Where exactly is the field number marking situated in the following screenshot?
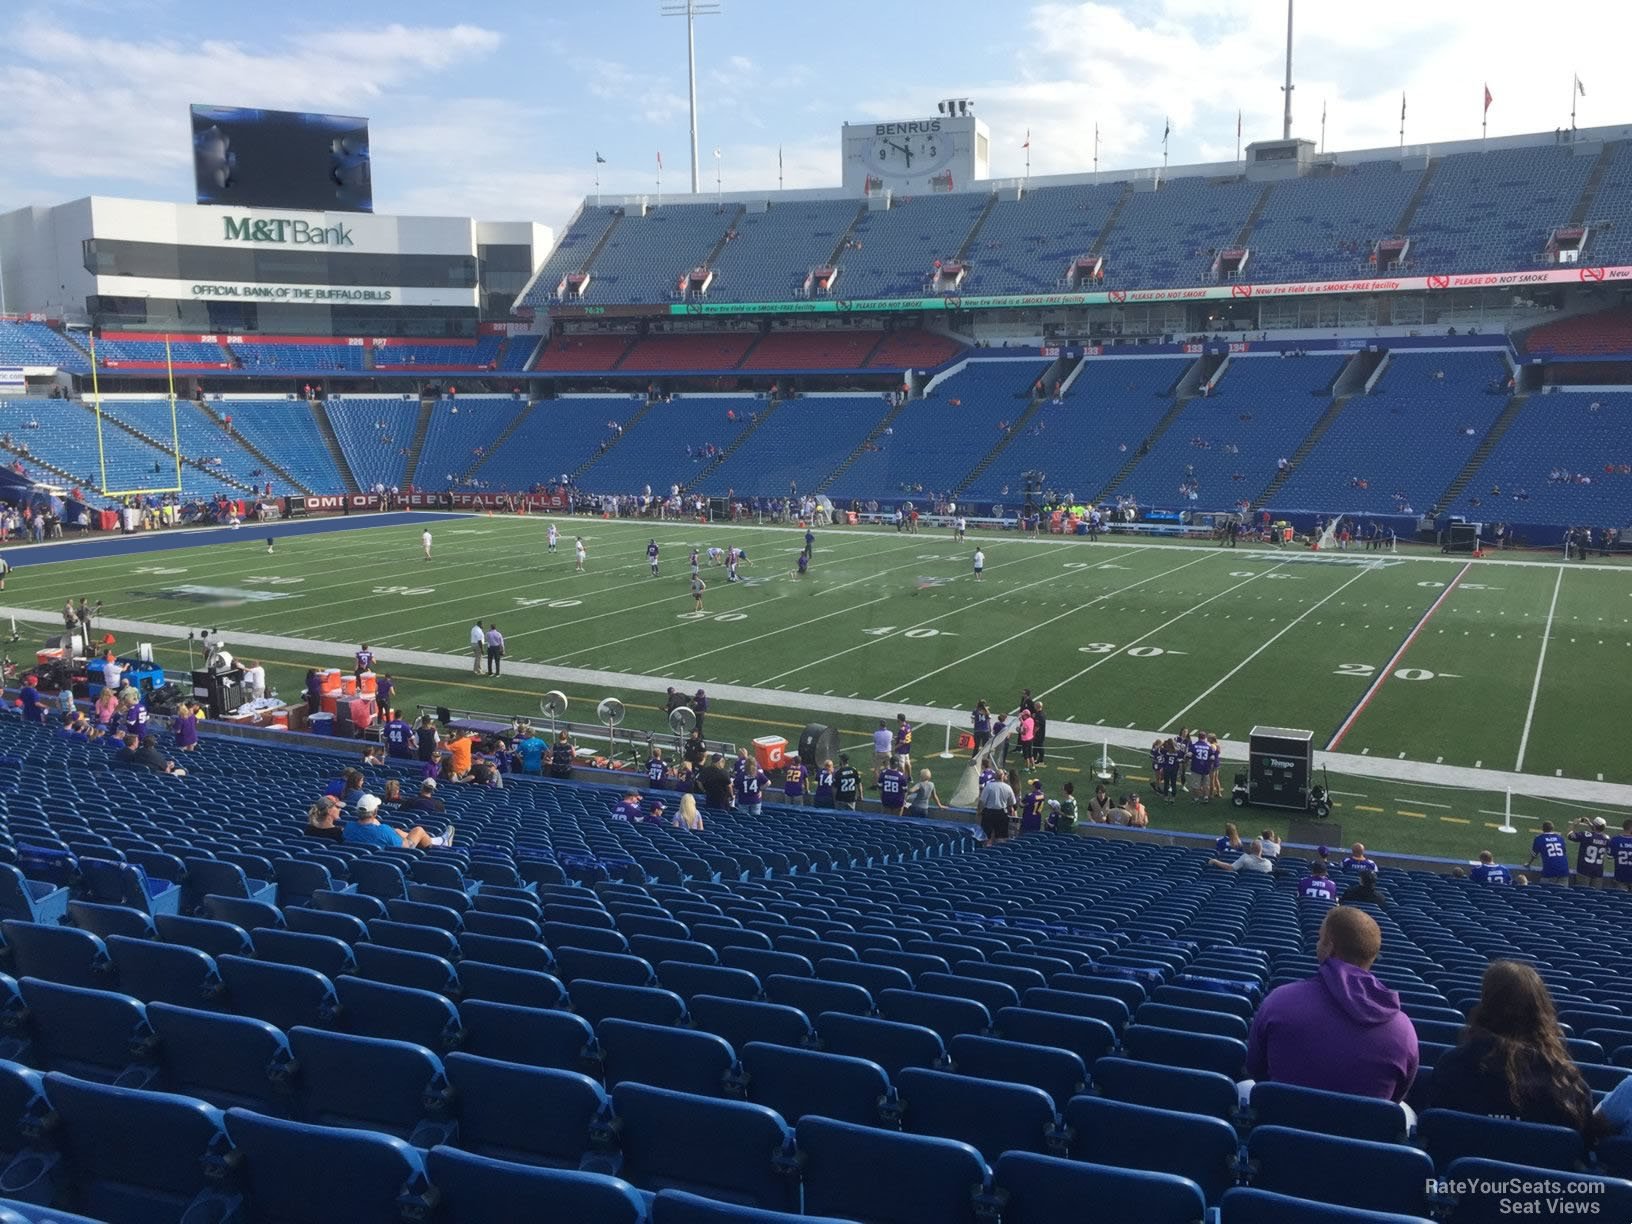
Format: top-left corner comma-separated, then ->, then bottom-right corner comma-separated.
373,585 -> 434,596
862,626 -> 955,639
1335,663 -> 1450,682
679,611 -> 748,622
133,566 -> 187,575
514,598 -> 582,609
1077,642 -> 1184,658
244,575 -> 303,585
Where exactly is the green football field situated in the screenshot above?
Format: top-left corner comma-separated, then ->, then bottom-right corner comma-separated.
4,515 -> 1627,861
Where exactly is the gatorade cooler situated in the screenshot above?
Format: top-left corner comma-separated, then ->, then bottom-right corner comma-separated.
358,672 -> 378,696
269,712 -> 290,729
340,675 -> 358,697
319,693 -> 339,716
753,736 -> 787,771
319,669 -> 342,694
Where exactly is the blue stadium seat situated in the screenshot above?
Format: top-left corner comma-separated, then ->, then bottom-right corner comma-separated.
148,1003 -> 297,1114
689,995 -> 812,1051
366,918 -> 459,960
818,1012 -> 946,1078
443,1052 -> 607,1169
250,927 -> 357,978
599,1019 -> 735,1097
555,947 -> 657,987
153,914 -> 252,959
288,1027 -> 455,1148
1052,973 -> 1147,1008
353,943 -> 460,996
570,981 -> 688,1029
17,980 -> 155,1086
310,889 -> 388,923
199,895 -> 283,932
218,955 -> 339,1031
947,1034 -> 1086,1109
993,1007 -> 1117,1067
0,868 -> 66,927
456,932 -> 555,973
42,1073 -> 239,1224
457,961 -> 567,1011
1063,1096 -> 1241,1205
796,1115 -> 992,1224
611,1082 -> 800,1211
1249,1082 -> 1410,1143
631,935 -> 717,967
65,901 -> 155,943
1020,986 -> 1133,1030
460,911 -> 542,941
458,1000 -> 594,1073
224,1108 -> 434,1224
386,898 -> 464,935
1136,1002 -> 1250,1041
105,935 -> 221,1007
721,949 -> 814,981
2,924 -> 111,990
1246,1126 -> 1434,1216
762,975 -> 872,1018
878,990 -> 991,1042
1221,1187 -> 1434,1224
185,859 -> 277,911
1417,1109 -> 1586,1173
0,1061 -> 54,1204
819,959 -> 915,997
74,861 -> 180,920
658,962 -> 762,1003
1122,1024 -> 1248,1078
334,976 -> 462,1053
273,859 -> 351,909
425,1145 -> 646,1224
649,1188 -> 853,1224
995,1151 -> 1209,1224
739,1041 -> 892,1127
1441,1158 -> 1632,1223
897,1066 -> 1058,1162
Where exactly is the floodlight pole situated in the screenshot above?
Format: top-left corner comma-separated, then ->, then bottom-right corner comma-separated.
1281,0 -> 1295,140
661,0 -> 721,195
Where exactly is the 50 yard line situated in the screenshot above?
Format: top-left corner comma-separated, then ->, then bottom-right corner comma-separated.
1514,566 -> 1564,773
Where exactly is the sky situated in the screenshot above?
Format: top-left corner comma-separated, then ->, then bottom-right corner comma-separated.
3,0 -> 1629,236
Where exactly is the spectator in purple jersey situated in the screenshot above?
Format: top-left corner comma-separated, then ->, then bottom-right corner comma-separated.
1526,822 -> 1571,884
1342,843 -> 1378,874
876,758 -> 907,815
692,689 -> 708,736
1567,818 -> 1611,887
1189,733 -> 1215,801
1609,818 -> 1632,891
354,644 -> 374,677
1299,861 -> 1339,903
646,748 -> 670,787
738,762 -> 768,816
1245,906 -> 1419,1103
813,760 -> 835,807
1469,851 -> 1512,885
610,792 -> 644,822
1018,778 -> 1047,832
782,754 -> 807,805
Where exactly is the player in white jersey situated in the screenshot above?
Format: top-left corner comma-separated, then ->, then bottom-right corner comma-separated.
574,538 -> 586,571
707,546 -> 725,565
422,530 -> 433,561
547,523 -> 559,552
955,516 -> 967,542
972,547 -> 984,579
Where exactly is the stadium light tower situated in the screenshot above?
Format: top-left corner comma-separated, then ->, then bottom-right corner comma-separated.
1281,0 -> 1294,140
661,0 -> 721,194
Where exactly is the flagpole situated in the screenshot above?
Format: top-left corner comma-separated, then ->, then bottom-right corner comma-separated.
1093,124 -> 1099,183
1399,92 -> 1406,152
657,154 -> 663,208
1570,73 -> 1579,134
1320,99 -> 1327,153
1024,130 -> 1030,188
1162,116 -> 1169,172
594,155 -> 601,207
1482,87 -> 1488,151
1236,110 -> 1242,169
778,145 -> 784,192
715,149 -> 722,206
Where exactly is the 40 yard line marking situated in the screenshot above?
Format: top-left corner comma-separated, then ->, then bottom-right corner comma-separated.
1514,566 -> 1564,774
1325,560 -> 1473,751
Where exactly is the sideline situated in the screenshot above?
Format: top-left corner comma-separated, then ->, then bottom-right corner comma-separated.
6,603 -> 1626,811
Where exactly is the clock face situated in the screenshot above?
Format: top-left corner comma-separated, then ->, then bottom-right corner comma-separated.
867,131 -> 955,178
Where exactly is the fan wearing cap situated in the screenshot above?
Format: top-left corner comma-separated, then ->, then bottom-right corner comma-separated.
400,778 -> 445,815
1567,817 -> 1612,888
343,792 -> 452,849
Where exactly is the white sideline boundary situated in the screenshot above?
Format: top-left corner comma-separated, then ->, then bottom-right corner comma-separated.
9,604 -> 1629,812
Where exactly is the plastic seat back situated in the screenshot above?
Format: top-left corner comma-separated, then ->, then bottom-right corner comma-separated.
149,1002 -> 296,1114
1063,1096 -> 1241,1205
996,1151 -> 1207,1224
739,1041 -> 891,1127
598,1019 -> 735,1097
796,1115 -> 990,1224
425,1143 -> 645,1223
1246,1125 -> 1433,1216
288,1027 -> 454,1148
898,1066 -> 1057,1162
611,1082 -> 799,1212
224,1108 -> 432,1224
948,1034 -> 1086,1109
457,1000 -> 594,1073
334,976 -> 462,1053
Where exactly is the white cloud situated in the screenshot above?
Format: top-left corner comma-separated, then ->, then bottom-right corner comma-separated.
0,18 -> 502,207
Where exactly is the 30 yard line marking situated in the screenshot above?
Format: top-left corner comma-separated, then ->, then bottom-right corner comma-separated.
1160,562 -> 1374,728
1514,566 -> 1564,773
1325,560 -> 1474,751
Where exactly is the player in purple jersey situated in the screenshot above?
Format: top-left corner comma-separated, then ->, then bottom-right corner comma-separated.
737,763 -> 767,816
876,760 -> 907,814
1469,851 -> 1512,885
646,748 -> 670,787
1299,861 -> 1339,902
1189,734 -> 1214,801
610,792 -> 644,822
1526,822 -> 1572,884
782,754 -> 807,804
647,540 -> 660,576
354,644 -> 374,677
1568,817 -> 1611,886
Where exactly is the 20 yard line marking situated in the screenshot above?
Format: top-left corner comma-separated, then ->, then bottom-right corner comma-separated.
1324,560 -> 1474,751
1514,566 -> 1564,773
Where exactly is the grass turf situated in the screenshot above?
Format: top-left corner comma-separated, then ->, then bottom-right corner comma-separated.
6,514 -> 1626,862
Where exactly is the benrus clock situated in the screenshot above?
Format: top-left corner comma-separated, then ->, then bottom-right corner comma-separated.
842,116 -> 988,197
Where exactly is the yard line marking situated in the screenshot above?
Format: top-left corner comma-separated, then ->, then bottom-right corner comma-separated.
1514,566 -> 1563,773
1327,789 -> 1369,797
1393,797 -> 1452,809
1439,816 -> 1471,825
759,546 -> 1152,688
1474,759 -> 1483,768
1325,560 -> 1474,750
1354,804 -> 1385,813
1161,563 -> 1374,728
877,549 -> 1212,700
1398,810 -> 1427,819
1026,559 -> 1284,705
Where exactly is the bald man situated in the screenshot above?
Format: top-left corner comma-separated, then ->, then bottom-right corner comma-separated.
1244,906 -> 1419,1103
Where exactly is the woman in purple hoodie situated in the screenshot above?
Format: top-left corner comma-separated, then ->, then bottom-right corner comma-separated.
1245,906 -> 1420,1103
